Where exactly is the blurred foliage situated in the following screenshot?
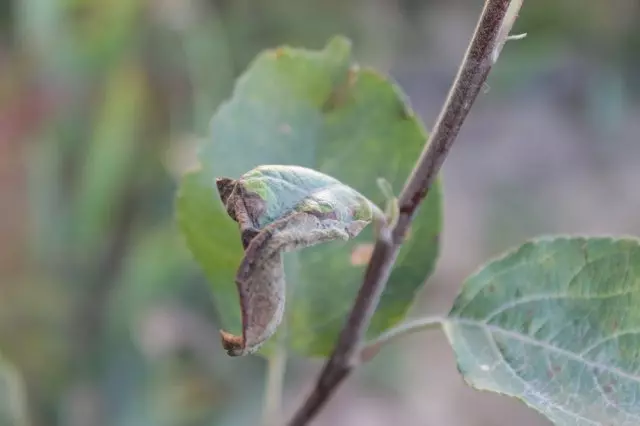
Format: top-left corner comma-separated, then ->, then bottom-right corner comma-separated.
2,1 -> 399,424
0,356 -> 29,426
0,0 -> 639,425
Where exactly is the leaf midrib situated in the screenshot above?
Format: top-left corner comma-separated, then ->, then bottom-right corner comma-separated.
446,318 -> 640,386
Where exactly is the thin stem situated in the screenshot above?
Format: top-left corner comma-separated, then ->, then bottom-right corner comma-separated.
287,1 -> 518,425
262,344 -> 287,426
358,316 -> 445,363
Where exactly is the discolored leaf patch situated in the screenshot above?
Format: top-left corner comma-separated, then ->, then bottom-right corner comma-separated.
350,243 -> 375,266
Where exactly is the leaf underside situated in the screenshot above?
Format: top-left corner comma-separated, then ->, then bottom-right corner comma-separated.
445,236 -> 640,426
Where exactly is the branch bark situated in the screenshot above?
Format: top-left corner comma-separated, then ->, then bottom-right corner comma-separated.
287,1 -> 518,424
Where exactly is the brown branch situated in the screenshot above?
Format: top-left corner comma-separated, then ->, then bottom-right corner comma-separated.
287,1 -> 517,424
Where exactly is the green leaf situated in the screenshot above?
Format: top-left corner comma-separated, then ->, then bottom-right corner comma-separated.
444,236 -> 640,426
176,35 -> 442,357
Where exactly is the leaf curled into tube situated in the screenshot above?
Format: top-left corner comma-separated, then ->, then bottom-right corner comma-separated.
215,165 -> 381,356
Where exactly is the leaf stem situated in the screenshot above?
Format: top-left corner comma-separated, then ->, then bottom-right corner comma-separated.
287,1 -> 519,424
358,316 -> 446,363
262,344 -> 287,426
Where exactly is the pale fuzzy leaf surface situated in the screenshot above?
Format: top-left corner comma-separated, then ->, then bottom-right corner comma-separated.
217,165 -> 377,355
176,36 -> 442,357
444,236 -> 640,426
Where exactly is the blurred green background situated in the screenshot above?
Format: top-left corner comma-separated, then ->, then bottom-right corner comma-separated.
1,0 -> 639,425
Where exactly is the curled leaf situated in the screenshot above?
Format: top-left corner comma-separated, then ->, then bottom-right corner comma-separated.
217,165 -> 379,356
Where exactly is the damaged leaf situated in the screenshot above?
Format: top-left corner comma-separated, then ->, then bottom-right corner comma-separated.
216,165 -> 380,355
176,35 -> 442,357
